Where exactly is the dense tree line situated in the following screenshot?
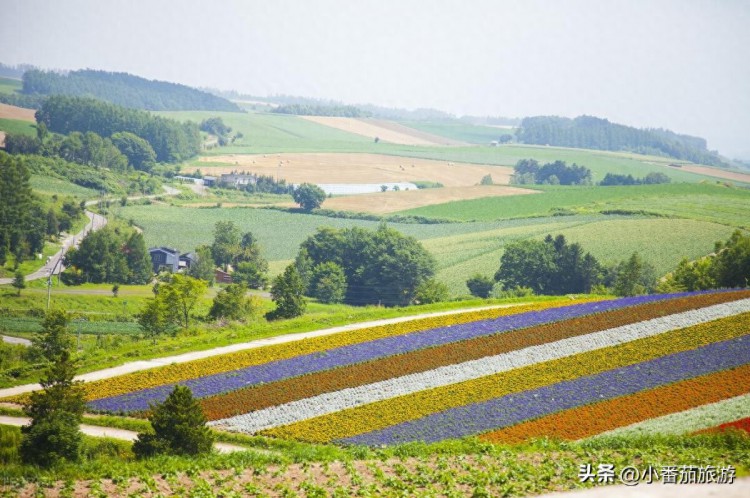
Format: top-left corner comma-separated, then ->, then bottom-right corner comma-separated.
660,230 -> 750,291
296,224 -> 436,306
599,172 -> 671,186
0,152 -> 86,265
511,159 -> 592,185
272,104 -> 371,117
494,235 -> 657,296
35,95 -> 201,163
62,226 -> 152,285
516,115 -> 724,166
22,69 -> 241,112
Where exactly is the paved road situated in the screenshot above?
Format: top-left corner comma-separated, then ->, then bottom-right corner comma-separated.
0,210 -> 107,286
0,415 -> 248,453
0,302 -> 532,399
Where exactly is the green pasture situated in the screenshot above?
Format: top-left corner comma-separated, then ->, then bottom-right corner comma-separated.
401,183 -> 750,226
157,110 -> 373,154
428,217 -> 734,294
399,120 -> 515,144
118,201 -> 737,295
30,174 -> 99,198
0,117 -> 35,136
0,76 -> 22,94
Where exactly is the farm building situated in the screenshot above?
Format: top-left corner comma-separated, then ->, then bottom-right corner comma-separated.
215,269 -> 233,284
219,173 -> 257,188
174,175 -> 204,185
203,176 -> 217,187
148,247 -> 180,273
179,252 -> 198,270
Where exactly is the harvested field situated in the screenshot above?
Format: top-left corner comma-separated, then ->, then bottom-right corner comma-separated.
0,131 -> 4,148
675,164 -> 750,184
301,116 -> 465,145
323,186 -> 539,214
0,102 -> 35,122
193,152 -> 511,187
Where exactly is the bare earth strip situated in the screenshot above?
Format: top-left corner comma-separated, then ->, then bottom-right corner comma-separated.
323,186 -> 540,214
301,116 -> 465,145
194,152 -> 511,187
0,102 -> 36,121
675,164 -> 750,184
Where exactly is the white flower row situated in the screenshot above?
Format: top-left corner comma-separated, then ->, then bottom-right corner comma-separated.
210,299 -> 750,434
587,392 -> 750,439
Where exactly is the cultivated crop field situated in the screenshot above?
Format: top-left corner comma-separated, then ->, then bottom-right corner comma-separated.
119,203 -> 734,295
398,120 -> 516,145
0,102 -> 35,122
79,291 -> 750,446
400,182 -> 750,226
29,174 -> 99,198
426,217 -> 736,293
189,152 -> 511,187
321,185 -> 539,214
301,116 -> 465,146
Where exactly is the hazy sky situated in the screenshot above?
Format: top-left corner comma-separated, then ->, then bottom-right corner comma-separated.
2,0 -> 749,158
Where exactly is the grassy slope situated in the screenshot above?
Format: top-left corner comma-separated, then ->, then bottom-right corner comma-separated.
400,183 -> 750,226
427,216 -> 735,293
162,110 -> 725,184
399,120 -> 515,144
30,174 -> 99,198
0,76 -> 22,94
0,118 -> 35,136
119,202 -> 737,295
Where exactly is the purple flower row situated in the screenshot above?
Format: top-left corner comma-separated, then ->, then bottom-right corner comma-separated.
88,290 -> 723,413
340,334 -> 750,445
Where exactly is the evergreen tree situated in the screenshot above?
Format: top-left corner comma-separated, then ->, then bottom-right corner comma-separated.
132,385 -> 214,458
20,310 -> 84,467
124,231 -> 153,284
12,271 -> 25,296
613,252 -> 657,296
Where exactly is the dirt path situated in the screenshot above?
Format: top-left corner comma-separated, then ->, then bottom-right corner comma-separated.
0,302 -> 530,399
0,415 -> 247,453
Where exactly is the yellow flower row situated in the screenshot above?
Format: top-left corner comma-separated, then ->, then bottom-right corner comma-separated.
82,299 -> 585,401
264,312 -> 750,443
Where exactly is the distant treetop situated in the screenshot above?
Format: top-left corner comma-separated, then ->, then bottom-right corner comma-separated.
22,69 -> 242,112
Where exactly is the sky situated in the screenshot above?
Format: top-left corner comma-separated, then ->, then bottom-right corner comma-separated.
1,0 -> 749,158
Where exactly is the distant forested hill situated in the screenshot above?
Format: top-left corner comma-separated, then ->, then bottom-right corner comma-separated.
517,115 -> 724,166
22,69 -> 242,112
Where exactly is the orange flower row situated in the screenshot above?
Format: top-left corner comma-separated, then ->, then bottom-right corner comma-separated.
479,364 -> 750,444
199,290 -> 748,420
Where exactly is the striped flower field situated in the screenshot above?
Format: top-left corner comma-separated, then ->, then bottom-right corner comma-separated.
85,290 -> 750,445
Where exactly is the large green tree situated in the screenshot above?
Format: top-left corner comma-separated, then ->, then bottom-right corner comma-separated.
157,274 -> 208,329
299,224 -> 436,306
210,221 -> 240,270
208,283 -> 255,321
613,252 -> 657,296
309,262 -> 347,304
293,183 -> 326,211
268,264 -> 306,320
187,245 -> 216,285
111,131 -> 156,172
